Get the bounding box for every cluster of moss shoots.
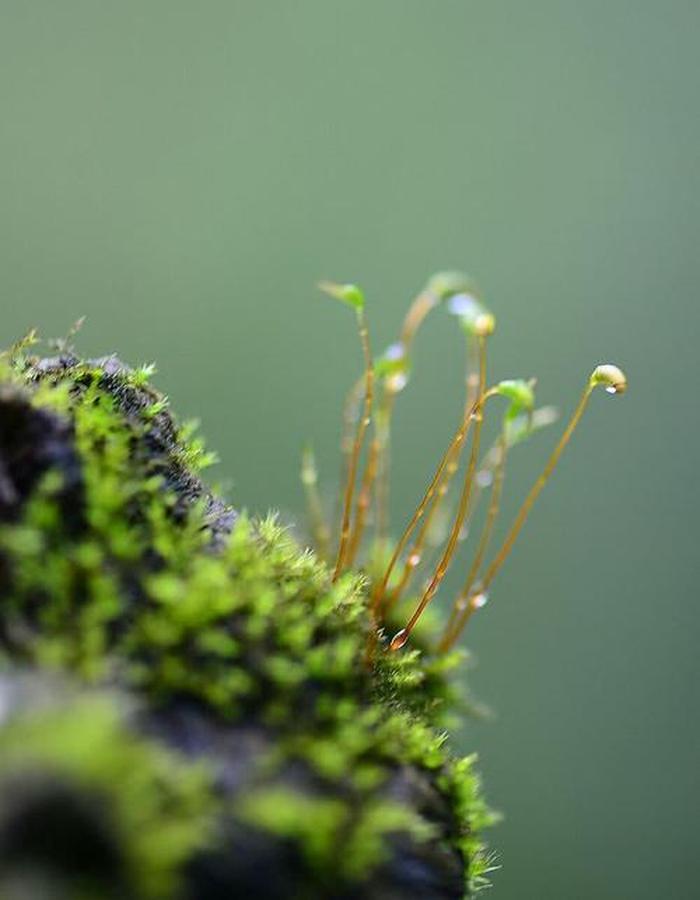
[0,277,626,897]
[308,273,627,656]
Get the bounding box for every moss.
[0,675,217,899]
[0,347,495,898]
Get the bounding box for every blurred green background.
[1,2,697,897]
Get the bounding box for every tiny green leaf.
[318,281,365,311]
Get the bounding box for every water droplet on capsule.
[591,364,627,395]
[407,553,421,568]
[470,591,489,611]
[389,629,409,651]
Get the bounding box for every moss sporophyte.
[0,276,626,899]
[316,276,626,654]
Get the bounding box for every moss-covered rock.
[0,673,217,900]
[0,346,495,899]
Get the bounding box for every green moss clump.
[0,346,495,898]
[0,677,216,899]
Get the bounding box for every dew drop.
[387,371,408,393]
[363,416,371,426]
[385,341,405,361]
[455,596,468,612]
[605,386,617,395]
[389,629,409,651]
[407,552,421,568]
[470,591,489,611]
[476,469,493,489]
[447,293,480,319]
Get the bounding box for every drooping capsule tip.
[389,628,409,651]
[474,312,496,337]
[446,293,496,337]
[426,270,479,302]
[495,378,535,414]
[590,364,627,396]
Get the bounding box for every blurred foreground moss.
[0,345,495,899]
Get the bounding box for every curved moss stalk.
[384,322,493,617]
[441,366,627,650]
[480,367,626,596]
[318,282,375,582]
[439,435,507,651]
